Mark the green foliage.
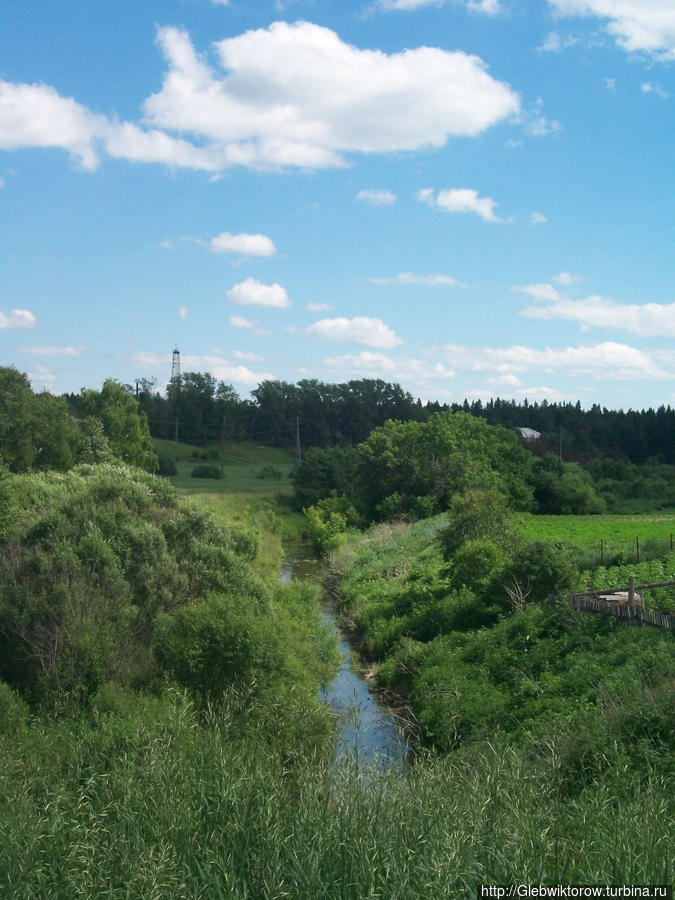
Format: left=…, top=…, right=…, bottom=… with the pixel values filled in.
left=498, top=540, right=579, bottom=604
left=256, top=464, right=282, bottom=480
left=1, top=690, right=671, bottom=896
left=303, top=494, right=359, bottom=553
left=190, top=463, right=223, bottom=479
left=0, top=681, right=29, bottom=736
left=440, top=489, right=518, bottom=560
left=356, top=410, right=533, bottom=522
left=448, top=539, right=509, bottom=593
left=79, top=379, right=158, bottom=472
left=530, top=454, right=606, bottom=515
left=0, top=367, right=79, bottom=472
left=293, top=444, right=360, bottom=509
left=74, top=416, right=115, bottom=464
left=0, top=465, right=269, bottom=709
left=156, top=451, right=178, bottom=476
left=153, top=595, right=286, bottom=701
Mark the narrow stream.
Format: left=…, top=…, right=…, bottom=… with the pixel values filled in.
left=281, top=545, right=408, bottom=771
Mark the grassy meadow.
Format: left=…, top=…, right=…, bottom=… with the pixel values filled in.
left=1, top=441, right=673, bottom=896
left=518, top=511, right=675, bottom=552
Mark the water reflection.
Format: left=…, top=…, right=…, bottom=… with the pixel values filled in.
left=281, top=545, right=408, bottom=771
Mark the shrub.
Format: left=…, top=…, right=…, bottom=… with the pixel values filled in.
left=190, top=463, right=223, bottom=479
left=256, top=465, right=282, bottom=480
left=156, top=452, right=177, bottom=476
left=439, top=489, right=517, bottom=560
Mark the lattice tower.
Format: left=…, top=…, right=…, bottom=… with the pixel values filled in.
left=171, top=346, right=181, bottom=381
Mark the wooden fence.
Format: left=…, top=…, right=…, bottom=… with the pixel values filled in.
left=549, top=578, right=675, bottom=630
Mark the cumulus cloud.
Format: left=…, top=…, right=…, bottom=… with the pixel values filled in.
left=0, top=81, right=103, bottom=170
left=370, top=272, right=463, bottom=287
left=521, top=295, right=675, bottom=338
left=531, top=212, right=547, bottom=224
left=143, top=22, right=519, bottom=168
left=0, top=308, right=37, bottom=329
left=512, top=282, right=562, bottom=301
left=210, top=232, right=277, bottom=256
left=548, top=0, right=675, bottom=60
left=418, top=187, right=505, bottom=222
left=552, top=271, right=581, bottom=285
left=305, top=316, right=403, bottom=348
left=441, top=341, right=669, bottom=380
left=0, top=22, right=520, bottom=173
left=229, top=315, right=255, bottom=328
left=355, top=189, right=397, bottom=206
left=132, top=350, right=274, bottom=386
left=227, top=278, right=290, bottom=308
left=323, top=350, right=454, bottom=381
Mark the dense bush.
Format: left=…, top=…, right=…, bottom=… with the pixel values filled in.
left=157, top=451, right=178, bottom=476
left=0, top=465, right=269, bottom=709
left=190, top=463, right=223, bottom=479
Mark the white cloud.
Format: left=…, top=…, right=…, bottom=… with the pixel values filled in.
left=210, top=232, right=277, bottom=256
left=537, top=30, right=582, bottom=53
left=640, top=81, right=671, bottom=98
left=143, top=22, right=519, bottom=169
left=552, top=271, right=581, bottom=285
left=418, top=187, right=505, bottom=222
left=0, top=81, right=103, bottom=170
left=227, top=278, right=290, bottom=308
left=104, top=121, right=224, bottom=171
left=211, top=0, right=230, bottom=5
left=232, top=349, right=265, bottom=362
left=370, top=272, right=463, bottom=287
left=230, top=315, right=255, bottom=328
left=442, top=341, right=670, bottom=380
left=178, top=305, right=188, bottom=320
left=531, top=212, right=548, bottom=224
left=605, top=77, right=617, bottom=90
left=306, top=302, right=332, bottom=312
left=323, top=350, right=454, bottom=381
left=23, top=345, right=85, bottom=356
left=521, top=295, right=675, bottom=338
left=0, top=23, right=520, bottom=174
left=27, top=365, right=56, bottom=389
left=305, top=316, right=403, bottom=348
left=512, top=282, right=562, bottom=301
left=0, top=308, right=37, bottom=329
left=355, top=189, right=397, bottom=206
left=378, top=0, right=502, bottom=14
left=548, top=0, right=675, bottom=60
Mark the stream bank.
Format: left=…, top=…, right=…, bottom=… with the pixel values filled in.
left=281, top=543, right=408, bottom=771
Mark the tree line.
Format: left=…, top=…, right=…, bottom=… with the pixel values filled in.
left=120, top=374, right=674, bottom=464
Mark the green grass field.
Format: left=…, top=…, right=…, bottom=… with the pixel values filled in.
left=153, top=437, right=297, bottom=495
left=153, top=438, right=305, bottom=577
left=518, top=512, right=675, bottom=548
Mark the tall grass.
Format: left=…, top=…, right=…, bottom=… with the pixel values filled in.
left=1, top=691, right=671, bottom=898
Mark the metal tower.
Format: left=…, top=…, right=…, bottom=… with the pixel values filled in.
left=171, top=346, right=181, bottom=381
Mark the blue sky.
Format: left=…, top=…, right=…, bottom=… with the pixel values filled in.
left=1, top=0, right=673, bottom=409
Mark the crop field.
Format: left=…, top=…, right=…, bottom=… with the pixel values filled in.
left=518, top=512, right=675, bottom=550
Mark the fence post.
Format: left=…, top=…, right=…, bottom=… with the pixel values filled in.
left=628, top=576, right=635, bottom=605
